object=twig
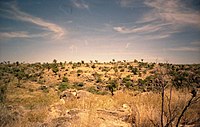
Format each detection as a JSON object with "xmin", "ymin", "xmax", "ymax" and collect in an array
[{"xmin": 175, "ymin": 95, "xmax": 195, "ymax": 127}]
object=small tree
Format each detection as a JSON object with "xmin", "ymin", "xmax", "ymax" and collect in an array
[
  {"xmin": 53, "ymin": 59, "xmax": 57, "ymax": 64},
  {"xmin": 91, "ymin": 64, "xmax": 96, "ymax": 70},
  {"xmin": 14, "ymin": 69, "xmax": 26, "ymax": 87}
]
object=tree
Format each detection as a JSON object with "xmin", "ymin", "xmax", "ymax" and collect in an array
[
  {"xmin": 134, "ymin": 59, "xmax": 138, "ymax": 63},
  {"xmin": 132, "ymin": 67, "xmax": 138, "ymax": 75},
  {"xmin": 91, "ymin": 64, "xmax": 96, "ymax": 70},
  {"xmin": 14, "ymin": 69, "xmax": 26, "ymax": 87},
  {"xmin": 112, "ymin": 59, "xmax": 115, "ymax": 63},
  {"xmin": 81, "ymin": 60, "xmax": 84, "ymax": 64},
  {"xmin": 52, "ymin": 64, "xmax": 59, "ymax": 74},
  {"xmin": 53, "ymin": 59, "xmax": 57, "ymax": 64}
]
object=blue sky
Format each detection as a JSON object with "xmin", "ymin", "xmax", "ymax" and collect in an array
[{"xmin": 0, "ymin": 0, "xmax": 200, "ymax": 64}]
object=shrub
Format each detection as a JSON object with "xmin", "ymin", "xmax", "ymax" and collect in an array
[
  {"xmin": 73, "ymin": 82, "xmax": 84, "ymax": 89},
  {"xmin": 91, "ymin": 64, "xmax": 96, "ymax": 69},
  {"xmin": 87, "ymin": 86, "xmax": 108, "ymax": 95},
  {"xmin": 37, "ymin": 79, "xmax": 45, "ymax": 84},
  {"xmin": 132, "ymin": 67, "xmax": 138, "ymax": 75},
  {"xmin": 58, "ymin": 82, "xmax": 69, "ymax": 91},
  {"xmin": 39, "ymin": 85, "xmax": 49, "ymax": 93},
  {"xmin": 62, "ymin": 77, "xmax": 68, "ymax": 82},
  {"xmin": 51, "ymin": 64, "xmax": 58, "ymax": 74},
  {"xmin": 120, "ymin": 68, "xmax": 125, "ymax": 72},
  {"xmin": 125, "ymin": 81, "xmax": 133, "ymax": 88},
  {"xmin": 96, "ymin": 77, "xmax": 103, "ymax": 83},
  {"xmin": 77, "ymin": 69, "xmax": 83, "ymax": 73}
]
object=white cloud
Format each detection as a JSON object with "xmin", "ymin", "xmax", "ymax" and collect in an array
[
  {"xmin": 143, "ymin": 0, "xmax": 200, "ymax": 27},
  {"xmin": 113, "ymin": 24, "xmax": 167, "ymax": 34},
  {"xmin": 0, "ymin": 31, "xmax": 30, "ymax": 39},
  {"xmin": 1, "ymin": 4, "xmax": 65, "ymax": 40},
  {"xmin": 168, "ymin": 47, "xmax": 200, "ymax": 52},
  {"xmin": 118, "ymin": 0, "xmax": 200, "ymax": 41},
  {"xmin": 71, "ymin": 0, "xmax": 89, "ymax": 9}
]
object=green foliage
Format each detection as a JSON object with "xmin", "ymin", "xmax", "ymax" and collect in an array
[
  {"xmin": 37, "ymin": 79, "xmax": 45, "ymax": 84},
  {"xmin": 137, "ymin": 79, "xmax": 146, "ymax": 85},
  {"xmin": 102, "ymin": 67, "xmax": 110, "ymax": 72},
  {"xmin": 107, "ymin": 79, "xmax": 118, "ymax": 95},
  {"xmin": 58, "ymin": 82, "xmax": 69, "ymax": 92},
  {"xmin": 29, "ymin": 75, "xmax": 38, "ymax": 82},
  {"xmin": 108, "ymin": 79, "xmax": 118, "ymax": 89},
  {"xmin": 39, "ymin": 85, "xmax": 49, "ymax": 93},
  {"xmin": 122, "ymin": 76, "xmax": 133, "ymax": 88},
  {"xmin": 51, "ymin": 64, "xmax": 59, "ymax": 74},
  {"xmin": 128, "ymin": 65, "xmax": 133, "ymax": 70},
  {"xmin": 132, "ymin": 67, "xmax": 138, "ymax": 75},
  {"xmin": 87, "ymin": 86, "xmax": 108, "ymax": 95},
  {"xmin": 91, "ymin": 64, "xmax": 96, "ymax": 69},
  {"xmin": 62, "ymin": 77, "xmax": 68, "ymax": 82},
  {"xmin": 0, "ymin": 84, "xmax": 7, "ymax": 103},
  {"xmin": 125, "ymin": 81, "xmax": 133, "ymax": 88},
  {"xmin": 113, "ymin": 67, "xmax": 118, "ymax": 73},
  {"xmin": 73, "ymin": 82, "xmax": 84, "ymax": 90},
  {"xmin": 53, "ymin": 59, "xmax": 57, "ymax": 64},
  {"xmin": 77, "ymin": 69, "xmax": 83, "ymax": 74}
]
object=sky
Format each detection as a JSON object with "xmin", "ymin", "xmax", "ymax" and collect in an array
[{"xmin": 0, "ymin": 0, "xmax": 200, "ymax": 64}]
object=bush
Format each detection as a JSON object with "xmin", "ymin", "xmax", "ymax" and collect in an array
[
  {"xmin": 62, "ymin": 77, "xmax": 68, "ymax": 82},
  {"xmin": 132, "ymin": 67, "xmax": 138, "ymax": 75},
  {"xmin": 58, "ymin": 82, "xmax": 69, "ymax": 91},
  {"xmin": 125, "ymin": 81, "xmax": 133, "ymax": 88},
  {"xmin": 39, "ymin": 85, "xmax": 49, "ymax": 93},
  {"xmin": 52, "ymin": 65, "xmax": 58, "ymax": 74},
  {"xmin": 77, "ymin": 69, "xmax": 83, "ymax": 73},
  {"xmin": 120, "ymin": 68, "xmax": 125, "ymax": 72},
  {"xmin": 73, "ymin": 82, "xmax": 84, "ymax": 90},
  {"xmin": 96, "ymin": 77, "xmax": 103, "ymax": 83},
  {"xmin": 87, "ymin": 86, "xmax": 108, "ymax": 95}
]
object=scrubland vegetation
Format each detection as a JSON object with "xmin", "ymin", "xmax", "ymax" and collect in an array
[{"xmin": 0, "ymin": 60, "xmax": 199, "ymax": 127}]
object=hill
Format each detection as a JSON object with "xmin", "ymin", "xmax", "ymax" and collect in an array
[{"xmin": 0, "ymin": 60, "xmax": 200, "ymax": 127}]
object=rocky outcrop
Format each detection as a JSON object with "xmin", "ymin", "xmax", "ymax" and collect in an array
[{"xmin": 47, "ymin": 100, "xmax": 134, "ymax": 127}]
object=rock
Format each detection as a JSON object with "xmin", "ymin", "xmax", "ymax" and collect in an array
[
  {"xmin": 76, "ymin": 90, "xmax": 92, "ymax": 99},
  {"xmin": 60, "ymin": 89, "xmax": 77, "ymax": 100},
  {"xmin": 122, "ymin": 104, "xmax": 130, "ymax": 110}
]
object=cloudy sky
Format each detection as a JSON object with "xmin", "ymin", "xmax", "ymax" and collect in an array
[{"xmin": 0, "ymin": 0, "xmax": 200, "ymax": 64}]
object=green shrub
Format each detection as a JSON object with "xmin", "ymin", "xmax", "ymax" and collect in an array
[
  {"xmin": 87, "ymin": 86, "xmax": 108, "ymax": 95},
  {"xmin": 39, "ymin": 85, "xmax": 49, "ymax": 93},
  {"xmin": 52, "ymin": 65, "xmax": 59, "ymax": 74},
  {"xmin": 125, "ymin": 81, "xmax": 133, "ymax": 88},
  {"xmin": 73, "ymin": 82, "xmax": 84, "ymax": 90},
  {"xmin": 132, "ymin": 67, "xmax": 138, "ymax": 75},
  {"xmin": 58, "ymin": 82, "xmax": 69, "ymax": 91},
  {"xmin": 62, "ymin": 77, "xmax": 68, "ymax": 82},
  {"xmin": 77, "ymin": 69, "xmax": 83, "ymax": 73}
]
